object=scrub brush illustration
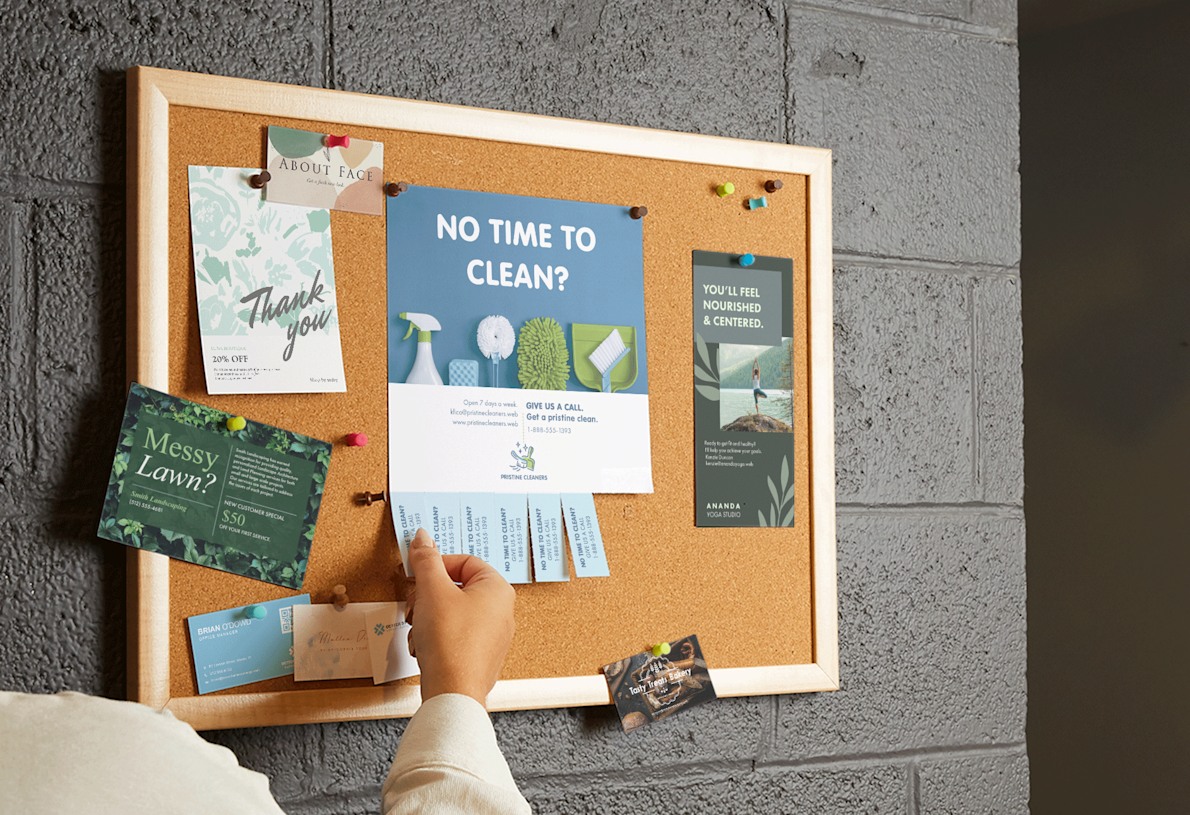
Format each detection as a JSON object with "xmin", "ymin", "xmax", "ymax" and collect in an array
[
  {"xmin": 589, "ymin": 330, "xmax": 631, "ymax": 393},
  {"xmin": 517, "ymin": 317, "xmax": 570, "ymax": 390}
]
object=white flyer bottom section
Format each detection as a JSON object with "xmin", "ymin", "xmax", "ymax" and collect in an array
[{"xmin": 388, "ymin": 383, "xmax": 653, "ymax": 494}]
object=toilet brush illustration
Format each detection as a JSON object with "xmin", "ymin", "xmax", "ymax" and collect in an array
[{"xmin": 477, "ymin": 315, "xmax": 516, "ymax": 387}]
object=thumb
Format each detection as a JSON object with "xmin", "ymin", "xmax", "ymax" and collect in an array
[{"xmin": 408, "ymin": 528, "xmax": 451, "ymax": 591}]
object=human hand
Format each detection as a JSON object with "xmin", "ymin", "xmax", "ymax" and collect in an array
[{"xmin": 404, "ymin": 529, "xmax": 516, "ymax": 706}]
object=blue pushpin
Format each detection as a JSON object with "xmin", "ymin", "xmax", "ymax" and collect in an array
[
  {"xmin": 739, "ymin": 253, "xmax": 756, "ymax": 267},
  {"xmin": 244, "ymin": 605, "xmax": 266, "ymax": 620},
  {"xmin": 747, "ymin": 196, "xmax": 768, "ymax": 210}
]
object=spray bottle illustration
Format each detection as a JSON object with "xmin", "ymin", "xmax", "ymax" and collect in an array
[{"xmin": 399, "ymin": 312, "xmax": 443, "ymax": 385}]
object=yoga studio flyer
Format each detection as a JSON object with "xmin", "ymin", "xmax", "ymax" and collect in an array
[
  {"xmin": 692, "ymin": 250, "xmax": 796, "ymax": 527},
  {"xmin": 187, "ymin": 165, "xmax": 347, "ymax": 394},
  {"xmin": 97, "ymin": 384, "xmax": 331, "ymax": 588},
  {"xmin": 386, "ymin": 186, "xmax": 653, "ymax": 494}
]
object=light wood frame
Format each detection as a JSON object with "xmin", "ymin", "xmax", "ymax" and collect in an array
[{"xmin": 126, "ymin": 66, "xmax": 837, "ymax": 730}]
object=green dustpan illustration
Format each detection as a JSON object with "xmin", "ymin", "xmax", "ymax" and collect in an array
[{"xmin": 573, "ymin": 324, "xmax": 638, "ymax": 393}]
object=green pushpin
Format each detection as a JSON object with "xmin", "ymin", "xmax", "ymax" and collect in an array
[
  {"xmin": 651, "ymin": 642, "xmax": 671, "ymax": 658},
  {"xmin": 245, "ymin": 605, "xmax": 266, "ymax": 620},
  {"xmin": 226, "ymin": 415, "xmax": 247, "ymax": 432},
  {"xmin": 716, "ymin": 182, "xmax": 735, "ymax": 198}
]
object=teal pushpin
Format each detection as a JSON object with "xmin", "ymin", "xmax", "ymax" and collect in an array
[
  {"xmin": 651, "ymin": 642, "xmax": 671, "ymax": 658},
  {"xmin": 244, "ymin": 605, "xmax": 266, "ymax": 620},
  {"xmin": 739, "ymin": 253, "xmax": 756, "ymax": 267},
  {"xmin": 747, "ymin": 196, "xmax": 768, "ymax": 210},
  {"xmin": 227, "ymin": 415, "xmax": 247, "ymax": 432}
]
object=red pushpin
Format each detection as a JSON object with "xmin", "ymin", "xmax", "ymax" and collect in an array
[
  {"xmin": 344, "ymin": 432, "xmax": 368, "ymax": 447},
  {"xmin": 324, "ymin": 133, "xmax": 351, "ymax": 149}
]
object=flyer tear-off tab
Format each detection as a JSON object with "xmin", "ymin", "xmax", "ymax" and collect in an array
[
  {"xmin": 528, "ymin": 494, "xmax": 569, "ymax": 582},
  {"xmin": 422, "ymin": 492, "xmax": 462, "ymax": 555},
  {"xmin": 390, "ymin": 493, "xmax": 427, "ymax": 574},
  {"xmin": 459, "ymin": 493, "xmax": 498, "ymax": 562},
  {"xmin": 493, "ymin": 494, "xmax": 532, "ymax": 584},
  {"xmin": 560, "ymin": 493, "xmax": 610, "ymax": 577}
]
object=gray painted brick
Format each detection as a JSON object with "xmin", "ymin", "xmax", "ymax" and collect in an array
[
  {"xmin": 919, "ymin": 751, "xmax": 1030, "ymax": 815},
  {"xmin": 0, "ymin": 1, "xmax": 324, "ymax": 183},
  {"xmin": 975, "ymin": 275, "xmax": 1022, "ymax": 503},
  {"xmin": 772, "ymin": 513, "xmax": 1026, "ymax": 757},
  {"xmin": 497, "ymin": 695, "xmax": 765, "ymax": 778},
  {"xmin": 785, "ymin": 8, "xmax": 1020, "ymax": 265},
  {"xmin": 0, "ymin": 517, "xmax": 124, "ymax": 696},
  {"xmin": 529, "ymin": 764, "xmax": 905, "ymax": 814},
  {"xmin": 204, "ymin": 724, "xmax": 321, "ymax": 805},
  {"xmin": 333, "ymin": 0, "xmax": 784, "ymax": 142},
  {"xmin": 306, "ymin": 717, "xmax": 406, "ymax": 798},
  {"xmin": 27, "ymin": 197, "xmax": 125, "ymax": 507},
  {"xmin": 834, "ymin": 266, "xmax": 973, "ymax": 503}
]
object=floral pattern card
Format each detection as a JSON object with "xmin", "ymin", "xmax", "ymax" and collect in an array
[
  {"xmin": 188, "ymin": 166, "xmax": 347, "ymax": 394},
  {"xmin": 264, "ymin": 126, "xmax": 385, "ymax": 215},
  {"xmin": 96, "ymin": 384, "xmax": 331, "ymax": 589}
]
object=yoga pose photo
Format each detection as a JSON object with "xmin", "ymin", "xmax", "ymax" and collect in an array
[{"xmin": 752, "ymin": 357, "xmax": 768, "ymax": 414}]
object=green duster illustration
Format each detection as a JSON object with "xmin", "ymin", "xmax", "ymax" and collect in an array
[{"xmin": 517, "ymin": 317, "xmax": 570, "ymax": 390}]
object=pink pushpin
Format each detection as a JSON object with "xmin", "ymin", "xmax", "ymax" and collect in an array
[
  {"xmin": 324, "ymin": 133, "xmax": 351, "ymax": 149},
  {"xmin": 344, "ymin": 432, "xmax": 368, "ymax": 447}
]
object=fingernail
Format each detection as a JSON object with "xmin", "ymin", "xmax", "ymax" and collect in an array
[{"xmin": 411, "ymin": 530, "xmax": 434, "ymax": 550}]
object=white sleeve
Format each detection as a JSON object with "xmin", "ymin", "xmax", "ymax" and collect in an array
[
  {"xmin": 383, "ymin": 694, "xmax": 531, "ymax": 815},
  {"xmin": 0, "ymin": 691, "xmax": 286, "ymax": 815}
]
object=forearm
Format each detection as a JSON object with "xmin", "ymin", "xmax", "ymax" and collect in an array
[{"xmin": 383, "ymin": 694, "xmax": 531, "ymax": 815}]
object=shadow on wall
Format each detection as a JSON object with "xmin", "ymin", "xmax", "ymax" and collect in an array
[{"xmin": 1023, "ymin": 3, "xmax": 1190, "ymax": 813}]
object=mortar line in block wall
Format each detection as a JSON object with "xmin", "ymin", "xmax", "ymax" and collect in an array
[
  {"xmin": 788, "ymin": 0, "xmax": 1017, "ymax": 44},
  {"xmin": 781, "ymin": 2, "xmax": 792, "ymax": 146},
  {"xmin": 836, "ymin": 502, "xmax": 1022, "ymax": 516},
  {"xmin": 0, "ymin": 174, "xmax": 108, "ymax": 199},
  {"xmin": 832, "ymin": 251, "xmax": 1020, "ymax": 279},
  {"xmin": 908, "ymin": 760, "xmax": 921, "ymax": 815},
  {"xmin": 512, "ymin": 742, "xmax": 1026, "ymax": 792},
  {"xmin": 323, "ymin": 0, "xmax": 335, "ymax": 90},
  {"xmin": 969, "ymin": 276, "xmax": 982, "ymax": 499}
]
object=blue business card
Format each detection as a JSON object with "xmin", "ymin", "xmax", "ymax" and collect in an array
[{"xmin": 187, "ymin": 594, "xmax": 310, "ymax": 694}]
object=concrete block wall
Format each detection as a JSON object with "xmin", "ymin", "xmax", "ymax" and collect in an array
[{"xmin": 0, "ymin": 1, "xmax": 1025, "ymax": 812}]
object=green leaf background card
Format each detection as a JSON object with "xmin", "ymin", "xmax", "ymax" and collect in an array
[
  {"xmin": 188, "ymin": 165, "xmax": 347, "ymax": 394},
  {"xmin": 97, "ymin": 384, "xmax": 332, "ymax": 588}
]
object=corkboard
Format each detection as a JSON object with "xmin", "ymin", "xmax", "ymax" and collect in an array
[{"xmin": 128, "ymin": 67, "xmax": 834, "ymax": 728}]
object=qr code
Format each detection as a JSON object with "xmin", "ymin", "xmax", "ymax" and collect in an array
[{"xmin": 279, "ymin": 606, "xmax": 293, "ymax": 634}]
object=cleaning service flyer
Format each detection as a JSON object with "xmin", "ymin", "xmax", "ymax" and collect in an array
[
  {"xmin": 692, "ymin": 251, "xmax": 796, "ymax": 527},
  {"xmin": 387, "ymin": 186, "xmax": 653, "ymax": 494}
]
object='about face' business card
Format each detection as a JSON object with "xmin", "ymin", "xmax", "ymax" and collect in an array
[{"xmin": 264, "ymin": 126, "xmax": 384, "ymax": 215}]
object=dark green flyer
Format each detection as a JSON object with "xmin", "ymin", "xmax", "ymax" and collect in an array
[
  {"xmin": 97, "ymin": 383, "xmax": 331, "ymax": 588},
  {"xmin": 693, "ymin": 251, "xmax": 795, "ymax": 527}
]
